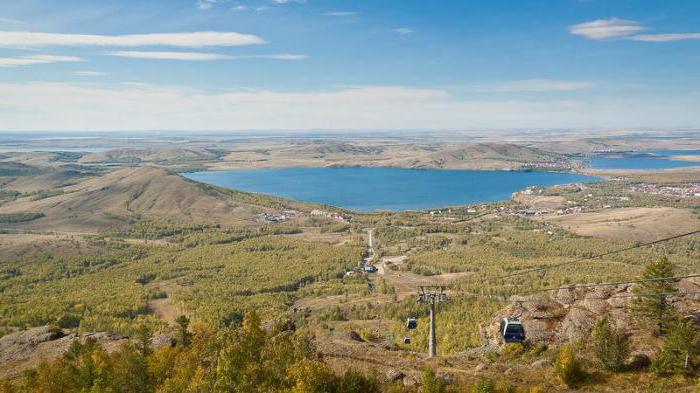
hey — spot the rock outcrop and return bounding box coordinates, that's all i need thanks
[0,326,129,379]
[485,278,700,346]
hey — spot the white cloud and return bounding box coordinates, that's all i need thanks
[109,51,232,60]
[570,18,645,40]
[1,82,695,131]
[73,70,108,76]
[631,33,700,42]
[197,0,217,10]
[108,51,306,61]
[0,31,265,48]
[466,79,595,93]
[272,0,306,3]
[231,5,248,11]
[326,11,357,17]
[0,54,84,67]
[392,28,414,35]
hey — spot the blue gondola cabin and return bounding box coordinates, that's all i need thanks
[500,317,525,343]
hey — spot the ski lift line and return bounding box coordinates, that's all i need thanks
[431,272,699,300]
[519,272,700,295]
[448,289,700,302]
[472,228,700,284]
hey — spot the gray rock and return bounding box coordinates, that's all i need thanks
[530,358,550,368]
[437,372,454,384]
[151,332,176,347]
[560,307,596,342]
[385,369,405,382]
[403,375,418,388]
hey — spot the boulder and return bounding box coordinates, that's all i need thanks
[403,375,418,388]
[151,332,176,347]
[385,369,405,382]
[530,358,550,368]
[559,307,596,342]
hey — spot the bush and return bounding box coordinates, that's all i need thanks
[553,344,584,388]
[421,367,446,393]
[503,342,526,358]
[336,370,380,393]
[471,377,495,393]
[591,316,630,372]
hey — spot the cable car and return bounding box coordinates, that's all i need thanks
[403,337,411,344]
[406,317,417,330]
[500,317,525,343]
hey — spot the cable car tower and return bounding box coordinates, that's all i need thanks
[417,286,448,357]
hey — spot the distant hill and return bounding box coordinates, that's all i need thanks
[78,148,226,167]
[0,166,302,232]
[394,143,571,170]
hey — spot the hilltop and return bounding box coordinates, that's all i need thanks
[0,166,305,232]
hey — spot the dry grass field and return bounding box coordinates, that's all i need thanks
[539,207,700,242]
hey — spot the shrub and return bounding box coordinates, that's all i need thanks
[591,316,630,372]
[471,377,495,393]
[553,344,584,388]
[421,367,446,393]
[503,342,526,358]
[336,370,380,393]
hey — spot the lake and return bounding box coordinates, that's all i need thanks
[185,167,601,211]
[591,150,700,170]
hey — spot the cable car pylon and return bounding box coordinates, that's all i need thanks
[417,286,448,357]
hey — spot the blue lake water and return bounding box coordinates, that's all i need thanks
[591,150,700,170]
[185,167,601,212]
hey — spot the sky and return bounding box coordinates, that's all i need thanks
[0,0,699,132]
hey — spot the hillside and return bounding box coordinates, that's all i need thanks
[398,143,572,170]
[0,166,293,232]
[77,148,225,168]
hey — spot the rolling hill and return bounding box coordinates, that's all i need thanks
[0,166,299,232]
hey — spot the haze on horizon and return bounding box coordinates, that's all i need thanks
[0,0,699,132]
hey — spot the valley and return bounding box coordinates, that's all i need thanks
[1,131,700,391]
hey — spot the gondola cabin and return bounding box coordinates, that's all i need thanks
[500,317,525,343]
[403,337,411,344]
[406,317,417,330]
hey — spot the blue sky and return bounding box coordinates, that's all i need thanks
[0,0,699,131]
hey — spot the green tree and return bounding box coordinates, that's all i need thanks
[175,315,191,347]
[421,367,446,393]
[652,320,700,376]
[591,316,630,372]
[135,322,153,356]
[632,256,679,334]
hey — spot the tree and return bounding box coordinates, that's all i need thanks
[288,359,337,393]
[591,316,630,372]
[175,315,191,347]
[421,367,446,393]
[632,256,679,334]
[652,320,700,376]
[553,344,584,388]
[135,322,153,356]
